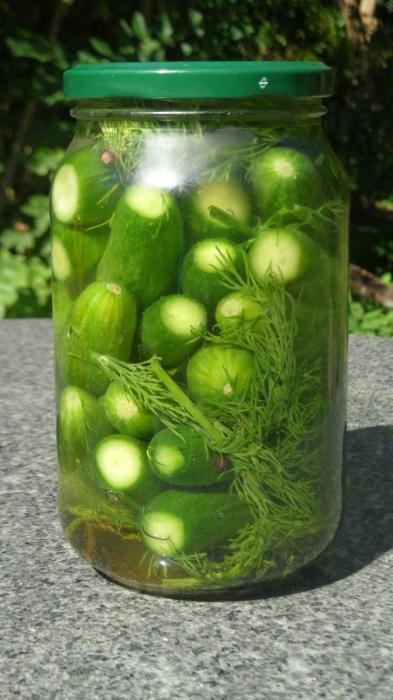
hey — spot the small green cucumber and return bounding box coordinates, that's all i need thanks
[59,281,137,395]
[139,490,251,558]
[180,238,243,312]
[250,146,322,219]
[147,425,230,486]
[215,291,263,332]
[248,227,314,286]
[187,344,255,406]
[96,184,183,307]
[51,220,109,282]
[101,381,159,440]
[184,181,252,242]
[258,202,345,260]
[51,145,121,227]
[58,385,112,472]
[94,434,163,503]
[141,294,208,368]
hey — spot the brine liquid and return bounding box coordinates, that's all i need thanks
[53,110,348,596]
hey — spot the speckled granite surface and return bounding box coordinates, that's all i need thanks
[0,320,392,700]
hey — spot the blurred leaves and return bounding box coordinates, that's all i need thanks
[6,30,67,70]
[131,12,149,41]
[27,147,65,176]
[348,272,393,338]
[89,37,114,58]
[0,250,51,318]
[6,32,56,63]
[0,192,51,317]
[349,296,393,337]
[21,196,50,236]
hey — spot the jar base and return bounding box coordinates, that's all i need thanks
[62,487,343,600]
[90,529,340,601]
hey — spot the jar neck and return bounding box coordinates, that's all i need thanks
[71,97,326,126]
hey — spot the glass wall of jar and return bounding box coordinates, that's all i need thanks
[51,63,349,597]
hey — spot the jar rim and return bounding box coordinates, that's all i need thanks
[64,61,334,101]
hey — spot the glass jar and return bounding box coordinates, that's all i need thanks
[51,62,349,598]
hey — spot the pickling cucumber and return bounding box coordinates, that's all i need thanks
[52,221,109,282]
[58,385,112,472]
[51,145,121,227]
[215,291,263,332]
[187,344,255,406]
[97,184,183,308]
[59,281,137,395]
[139,490,251,557]
[248,227,313,286]
[184,181,252,242]
[94,434,163,503]
[181,238,243,312]
[141,294,208,368]
[251,146,322,219]
[147,425,229,486]
[101,381,159,440]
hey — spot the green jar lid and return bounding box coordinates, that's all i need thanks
[64,61,333,100]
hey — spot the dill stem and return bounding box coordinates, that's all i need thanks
[150,360,223,444]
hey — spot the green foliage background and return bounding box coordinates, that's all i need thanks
[1,0,392,332]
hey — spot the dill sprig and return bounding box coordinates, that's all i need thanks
[96,120,157,183]
[94,118,206,185]
[94,119,286,187]
[203,126,281,182]
[92,353,227,446]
